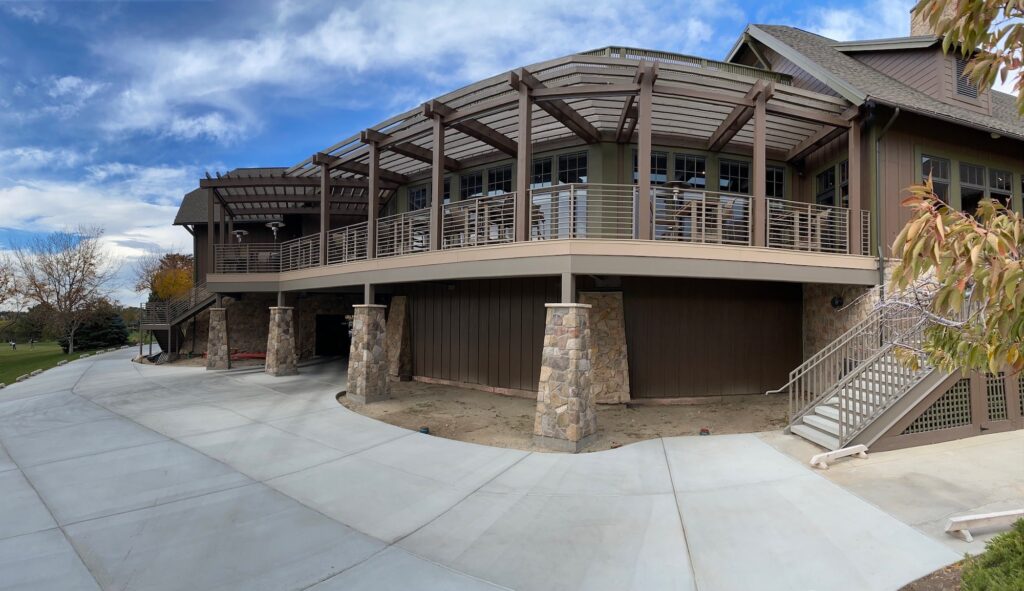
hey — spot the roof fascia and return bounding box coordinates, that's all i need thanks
[833,37,940,53]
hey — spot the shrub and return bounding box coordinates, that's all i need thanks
[961,519,1024,591]
[58,309,129,353]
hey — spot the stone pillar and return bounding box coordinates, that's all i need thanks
[579,292,630,404]
[347,304,389,404]
[534,303,596,452]
[206,307,230,370]
[385,296,412,381]
[265,307,297,376]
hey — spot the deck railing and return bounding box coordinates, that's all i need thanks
[326,222,368,264]
[212,183,872,274]
[442,193,516,249]
[377,208,431,258]
[766,198,849,254]
[529,183,636,240]
[653,188,751,246]
[141,283,213,326]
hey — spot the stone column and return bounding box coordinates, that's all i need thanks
[347,304,389,404]
[385,296,412,381]
[265,307,297,376]
[534,303,596,452]
[579,292,630,404]
[206,307,230,370]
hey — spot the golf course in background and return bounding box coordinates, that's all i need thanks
[0,341,96,385]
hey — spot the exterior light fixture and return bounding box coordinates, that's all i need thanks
[830,295,844,309]
[232,229,249,243]
[265,221,285,241]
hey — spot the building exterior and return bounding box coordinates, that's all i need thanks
[146,22,1023,452]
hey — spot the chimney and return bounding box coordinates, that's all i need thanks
[911,1,959,37]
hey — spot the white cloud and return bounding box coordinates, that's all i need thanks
[47,75,103,101]
[97,0,741,143]
[806,0,913,41]
[0,146,92,176]
[1,3,53,24]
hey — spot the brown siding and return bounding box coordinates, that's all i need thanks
[764,47,840,97]
[622,277,802,398]
[852,49,942,97]
[404,277,559,392]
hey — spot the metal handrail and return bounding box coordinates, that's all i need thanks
[653,188,751,246]
[214,243,280,273]
[326,222,368,264]
[529,183,636,241]
[766,198,851,254]
[377,208,431,257]
[860,209,871,256]
[280,234,320,271]
[141,282,213,326]
[442,193,516,249]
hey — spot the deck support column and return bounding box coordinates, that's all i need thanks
[429,113,444,251]
[347,304,389,404]
[206,190,215,276]
[265,306,297,376]
[848,118,862,253]
[560,272,575,303]
[534,303,595,452]
[636,64,655,240]
[515,83,532,242]
[206,306,230,370]
[367,141,380,259]
[320,162,330,263]
[752,91,767,247]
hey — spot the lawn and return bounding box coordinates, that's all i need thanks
[0,341,102,385]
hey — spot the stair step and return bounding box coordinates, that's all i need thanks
[816,405,839,421]
[803,413,840,436]
[791,424,840,451]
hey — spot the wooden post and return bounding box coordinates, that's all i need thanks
[429,114,444,250]
[561,272,576,303]
[320,163,330,264]
[218,202,226,246]
[752,91,767,247]
[367,141,380,259]
[206,189,214,277]
[515,83,532,242]
[637,64,654,240]
[848,118,862,254]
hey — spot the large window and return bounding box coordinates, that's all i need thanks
[921,154,951,202]
[766,165,785,199]
[408,185,429,210]
[674,154,707,189]
[633,151,668,185]
[557,151,588,184]
[460,171,483,199]
[816,167,836,206]
[719,159,750,194]
[960,162,986,214]
[990,169,1013,208]
[487,165,512,195]
[532,157,552,188]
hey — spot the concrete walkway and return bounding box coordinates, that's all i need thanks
[0,350,965,590]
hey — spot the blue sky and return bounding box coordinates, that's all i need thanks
[0,0,919,303]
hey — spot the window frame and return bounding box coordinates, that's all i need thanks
[408,184,429,211]
[557,151,588,184]
[921,154,951,203]
[718,158,750,194]
[459,171,484,200]
[486,164,512,196]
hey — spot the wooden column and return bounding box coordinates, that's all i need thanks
[636,65,654,240]
[515,84,532,242]
[848,118,862,254]
[206,189,214,277]
[752,91,767,247]
[320,163,330,264]
[218,202,226,246]
[367,141,380,259]
[429,114,444,250]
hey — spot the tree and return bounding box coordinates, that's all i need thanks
[0,252,16,308]
[913,0,1024,114]
[11,226,119,353]
[134,252,193,301]
[57,299,129,353]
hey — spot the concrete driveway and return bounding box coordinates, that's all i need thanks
[0,350,962,590]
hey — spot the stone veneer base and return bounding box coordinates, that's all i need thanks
[533,303,596,453]
[206,307,231,371]
[265,307,297,377]
[347,304,390,405]
[533,434,595,453]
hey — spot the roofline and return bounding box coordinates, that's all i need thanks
[743,25,867,105]
[833,36,940,53]
[868,97,1024,143]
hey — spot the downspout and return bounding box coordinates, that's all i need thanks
[871,100,901,298]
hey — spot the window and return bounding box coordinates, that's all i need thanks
[960,162,986,214]
[838,160,850,208]
[921,155,951,202]
[766,165,785,199]
[531,157,552,188]
[487,165,512,195]
[408,185,429,210]
[990,169,1012,208]
[816,167,836,206]
[460,171,483,199]
[443,177,451,205]
[719,159,749,194]
[674,154,707,189]
[557,151,588,184]
[633,150,668,185]
[955,56,979,99]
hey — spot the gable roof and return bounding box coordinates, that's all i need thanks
[737,25,1024,141]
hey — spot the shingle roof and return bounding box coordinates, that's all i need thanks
[173,167,289,225]
[747,25,1024,141]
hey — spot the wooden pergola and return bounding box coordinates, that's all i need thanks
[204,46,862,265]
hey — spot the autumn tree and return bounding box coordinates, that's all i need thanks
[11,227,120,353]
[0,252,16,308]
[133,252,194,301]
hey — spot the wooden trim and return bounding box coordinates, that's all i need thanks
[636,63,656,240]
[707,80,771,151]
[510,68,602,144]
[429,114,444,251]
[367,142,380,259]
[515,84,532,242]
[848,119,862,250]
[752,92,767,247]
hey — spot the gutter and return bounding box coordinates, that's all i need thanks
[871,100,901,297]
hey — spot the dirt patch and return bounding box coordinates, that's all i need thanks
[899,561,963,591]
[339,380,789,452]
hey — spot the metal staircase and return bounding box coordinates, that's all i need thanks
[773,296,938,450]
[140,284,216,356]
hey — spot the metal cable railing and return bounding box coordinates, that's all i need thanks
[280,234,320,271]
[215,243,280,273]
[529,184,636,241]
[653,188,751,245]
[376,208,431,258]
[326,222,368,264]
[442,193,516,249]
[766,198,850,254]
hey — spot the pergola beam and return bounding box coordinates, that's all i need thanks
[425,100,518,157]
[200,177,374,189]
[313,152,409,185]
[509,68,601,144]
[707,80,771,152]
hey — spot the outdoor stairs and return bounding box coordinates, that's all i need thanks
[141,283,216,330]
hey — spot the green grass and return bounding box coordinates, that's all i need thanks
[0,341,102,385]
[961,519,1024,591]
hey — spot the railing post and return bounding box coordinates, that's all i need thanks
[752,90,767,247]
[847,117,862,254]
[515,82,532,242]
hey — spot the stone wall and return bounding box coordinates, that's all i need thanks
[386,295,412,380]
[347,305,389,404]
[802,284,879,358]
[578,292,630,404]
[534,304,596,452]
[181,294,275,357]
[265,307,297,376]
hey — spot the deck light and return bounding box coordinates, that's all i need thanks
[265,221,285,241]
[232,229,249,243]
